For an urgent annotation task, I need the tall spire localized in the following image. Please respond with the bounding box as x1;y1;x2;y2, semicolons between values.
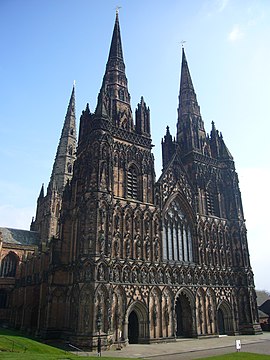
96;11;133;131
49;84;77;193
108;11;123;61
176;48;206;153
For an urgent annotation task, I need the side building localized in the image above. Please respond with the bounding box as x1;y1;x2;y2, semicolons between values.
7;13;261;347
0;228;39;324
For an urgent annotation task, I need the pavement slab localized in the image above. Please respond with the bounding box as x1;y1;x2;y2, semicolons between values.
75;333;270;359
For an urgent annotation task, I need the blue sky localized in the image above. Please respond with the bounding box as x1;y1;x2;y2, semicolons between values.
0;0;269;291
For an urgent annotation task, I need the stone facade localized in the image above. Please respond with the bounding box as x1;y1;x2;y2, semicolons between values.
6;12;261;349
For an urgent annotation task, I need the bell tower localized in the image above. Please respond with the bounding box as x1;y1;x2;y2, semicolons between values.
53;12;160;347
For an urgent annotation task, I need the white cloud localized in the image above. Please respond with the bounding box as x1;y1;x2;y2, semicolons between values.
228;24;244;42
204;0;229;16
217;0;229;13
238;167;270;291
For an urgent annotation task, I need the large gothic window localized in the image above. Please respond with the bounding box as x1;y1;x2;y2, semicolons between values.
127;166;138;199
0;253;18;277
162;200;193;263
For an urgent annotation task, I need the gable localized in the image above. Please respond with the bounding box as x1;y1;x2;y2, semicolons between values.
157;151;194;209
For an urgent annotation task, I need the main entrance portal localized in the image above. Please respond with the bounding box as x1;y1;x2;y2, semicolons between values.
128;311;139;344
175;293;193;337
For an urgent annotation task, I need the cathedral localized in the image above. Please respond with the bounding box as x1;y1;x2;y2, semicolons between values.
0;12;261;349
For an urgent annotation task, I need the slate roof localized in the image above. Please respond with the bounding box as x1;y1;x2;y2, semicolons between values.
258;309;269;319
256;290;270;306
259;299;270;316
0;227;40;246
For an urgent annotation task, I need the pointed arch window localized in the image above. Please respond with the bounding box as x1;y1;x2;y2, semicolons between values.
0;253;18;277
127;165;138;199
206;188;220;217
162;200;194;263
68;145;73;155
67;163;72;174
118;89;125;101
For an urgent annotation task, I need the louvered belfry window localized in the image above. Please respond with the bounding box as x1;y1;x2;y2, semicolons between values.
127;166;138;199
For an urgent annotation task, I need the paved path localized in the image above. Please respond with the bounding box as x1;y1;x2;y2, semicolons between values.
85;333;270;359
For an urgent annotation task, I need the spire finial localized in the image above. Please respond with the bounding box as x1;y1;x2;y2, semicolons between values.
73;80;76;88
115;5;121;15
181;40;187;48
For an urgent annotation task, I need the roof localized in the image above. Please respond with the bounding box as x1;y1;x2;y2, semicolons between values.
256;290;270;306
259;299;270;316
258;309;269;319
0;227;40;246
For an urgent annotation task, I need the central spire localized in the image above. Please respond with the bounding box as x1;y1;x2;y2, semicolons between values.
108;11;123;61
96;11;134;131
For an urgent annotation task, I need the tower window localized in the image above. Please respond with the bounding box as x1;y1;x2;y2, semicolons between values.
127;166;138;199
119;89;124;101
67;163;72;173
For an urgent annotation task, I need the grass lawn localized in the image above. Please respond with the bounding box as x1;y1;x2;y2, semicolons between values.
1;329;270;360
0;328;130;360
198;353;270;359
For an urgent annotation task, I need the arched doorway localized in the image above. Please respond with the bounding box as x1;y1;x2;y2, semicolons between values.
126;301;149;344
128;311;139;344
217;302;233;335
175;293;193;337
218;308;225;335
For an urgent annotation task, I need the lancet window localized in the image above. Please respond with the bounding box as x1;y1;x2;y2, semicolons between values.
163;200;193;262
127;165;138;199
0;253;18;277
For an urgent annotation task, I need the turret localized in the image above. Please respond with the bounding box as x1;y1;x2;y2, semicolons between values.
210;121;220;158
135;96;151;137
161;126;175;170
78;103;91;145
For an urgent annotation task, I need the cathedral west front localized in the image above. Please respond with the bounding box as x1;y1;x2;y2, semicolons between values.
1;12;261;349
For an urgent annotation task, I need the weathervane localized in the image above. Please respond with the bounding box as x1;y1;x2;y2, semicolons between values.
181;40;187;48
115;5;122;14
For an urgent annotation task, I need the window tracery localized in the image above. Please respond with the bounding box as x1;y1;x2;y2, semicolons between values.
163;200;193;263
0;253;18;277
